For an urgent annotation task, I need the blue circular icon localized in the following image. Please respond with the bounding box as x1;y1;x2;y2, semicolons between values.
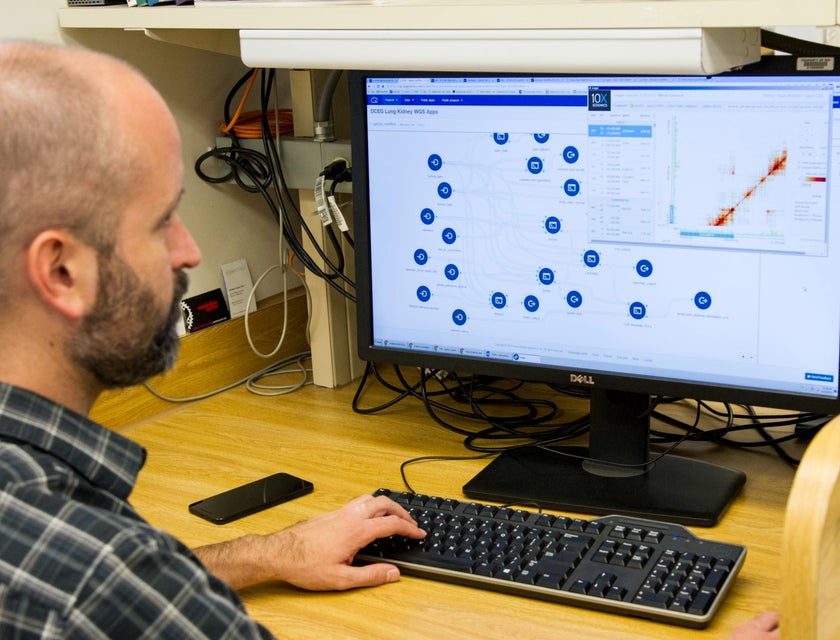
414;249;428;266
694;291;712;310
420;208;435;225
629;301;647;320
491;292;507;309
636;259;653;278
564;178;581;197
563;145;580;164
566;290;583;308
493;133;509;145
417;286;431;302
444;264;459;281
545;216;561;234
527;157;544;175
441;227;457;245
427;154;443;171
452;309;467;326
583;250;600;268
534;133;550;144
538;268;555;285
524;295;540;312
438;182;453;199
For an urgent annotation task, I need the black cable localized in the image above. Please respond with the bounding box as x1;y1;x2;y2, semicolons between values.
194;146;273;194
760;28;840;56
257;70;356;296
224;69;257;131
194;68;357;302
320;160;354;250
649;399;830;467
399;453;495;494
323;223;346;276
355;366;823;471
194;69;275;194
207;143;354;302
352;361;419;414
355;364;593;452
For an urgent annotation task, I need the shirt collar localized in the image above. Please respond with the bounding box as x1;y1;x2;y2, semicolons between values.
0;382;146;500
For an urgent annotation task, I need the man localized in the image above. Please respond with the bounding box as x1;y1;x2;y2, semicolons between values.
0;39;424;638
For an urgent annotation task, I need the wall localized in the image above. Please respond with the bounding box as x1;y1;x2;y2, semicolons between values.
0;0;295;305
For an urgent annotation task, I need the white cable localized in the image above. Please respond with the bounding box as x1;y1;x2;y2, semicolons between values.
143;352;312;403
244;263;288;359
245;355;313;397
243;153;293;360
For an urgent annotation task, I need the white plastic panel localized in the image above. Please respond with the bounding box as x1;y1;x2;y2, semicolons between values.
240;27;761;75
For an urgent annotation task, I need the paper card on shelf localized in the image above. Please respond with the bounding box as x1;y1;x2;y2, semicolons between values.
221;258;257;318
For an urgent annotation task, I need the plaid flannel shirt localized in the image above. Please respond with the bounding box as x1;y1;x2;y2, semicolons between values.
0;383;274;639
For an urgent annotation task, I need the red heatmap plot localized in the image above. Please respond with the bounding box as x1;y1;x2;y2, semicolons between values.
710;149;787;227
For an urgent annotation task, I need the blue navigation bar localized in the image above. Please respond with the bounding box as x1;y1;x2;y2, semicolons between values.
367;94;587;107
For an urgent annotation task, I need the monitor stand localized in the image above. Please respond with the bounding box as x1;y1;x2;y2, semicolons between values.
462;389;746;527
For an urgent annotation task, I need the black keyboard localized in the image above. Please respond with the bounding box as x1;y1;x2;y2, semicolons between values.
358;489;746;628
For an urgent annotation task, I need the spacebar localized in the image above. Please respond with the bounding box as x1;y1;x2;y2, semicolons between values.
391;552;475;573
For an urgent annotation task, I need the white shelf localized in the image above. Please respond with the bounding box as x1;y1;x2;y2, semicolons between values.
240;27;761;74
59;1;838;32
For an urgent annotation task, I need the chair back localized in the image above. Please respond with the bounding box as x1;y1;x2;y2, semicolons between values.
781;415;840;639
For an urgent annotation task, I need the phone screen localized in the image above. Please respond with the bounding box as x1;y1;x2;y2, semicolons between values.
189;472;314;524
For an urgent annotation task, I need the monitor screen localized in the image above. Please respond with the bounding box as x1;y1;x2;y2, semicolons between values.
348;55;840;525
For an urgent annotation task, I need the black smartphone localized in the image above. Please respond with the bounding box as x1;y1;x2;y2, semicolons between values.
188;472;314;524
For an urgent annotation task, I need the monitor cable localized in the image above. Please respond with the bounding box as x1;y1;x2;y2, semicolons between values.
760;28;840;56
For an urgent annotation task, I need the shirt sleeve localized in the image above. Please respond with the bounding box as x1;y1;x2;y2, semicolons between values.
69;525;275;640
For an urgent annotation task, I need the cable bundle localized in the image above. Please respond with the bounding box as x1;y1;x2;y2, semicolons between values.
195;68;355;302
353;362;830;491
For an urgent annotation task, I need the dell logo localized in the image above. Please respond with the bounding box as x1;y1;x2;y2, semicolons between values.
570;373;595;385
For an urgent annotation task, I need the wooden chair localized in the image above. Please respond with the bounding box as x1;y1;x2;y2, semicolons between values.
781;415;840;639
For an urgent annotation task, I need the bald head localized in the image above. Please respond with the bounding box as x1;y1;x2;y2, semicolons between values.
0;40;180;296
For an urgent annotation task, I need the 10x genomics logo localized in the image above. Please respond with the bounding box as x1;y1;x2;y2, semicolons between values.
588;88;611;111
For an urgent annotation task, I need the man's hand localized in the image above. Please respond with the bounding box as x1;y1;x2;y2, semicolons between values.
195;494;426;591
728;611;780;640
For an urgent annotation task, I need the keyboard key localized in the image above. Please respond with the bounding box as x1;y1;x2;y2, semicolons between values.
702;568;729;592
627;527;645;541
534;571;566;589
606;585;627;601
636;589;673;609
688;589;716;615
644;530;664;544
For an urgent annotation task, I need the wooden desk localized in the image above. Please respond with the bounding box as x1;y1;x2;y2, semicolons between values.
117;378;802;639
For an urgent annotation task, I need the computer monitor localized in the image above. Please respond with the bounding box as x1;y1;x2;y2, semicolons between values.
348;55;840;526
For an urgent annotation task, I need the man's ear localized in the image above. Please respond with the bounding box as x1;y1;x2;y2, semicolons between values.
26;230;99;320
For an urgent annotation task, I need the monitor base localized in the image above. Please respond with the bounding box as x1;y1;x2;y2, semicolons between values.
462;446;746;527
